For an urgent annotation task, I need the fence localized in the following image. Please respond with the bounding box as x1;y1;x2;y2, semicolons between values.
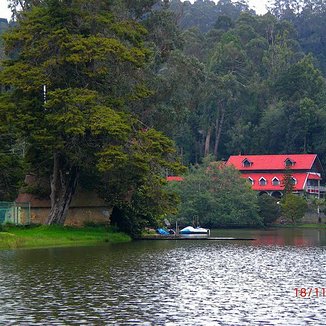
0;202;31;225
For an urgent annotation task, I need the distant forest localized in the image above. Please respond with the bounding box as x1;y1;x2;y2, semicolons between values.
1;0;326;166
147;0;326;167
164;0;326;166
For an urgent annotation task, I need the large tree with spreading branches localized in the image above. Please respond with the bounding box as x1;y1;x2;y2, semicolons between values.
0;0;181;225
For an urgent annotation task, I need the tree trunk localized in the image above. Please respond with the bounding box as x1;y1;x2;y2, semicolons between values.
46;153;79;225
214;104;226;160
213;117;219;159
204;127;211;156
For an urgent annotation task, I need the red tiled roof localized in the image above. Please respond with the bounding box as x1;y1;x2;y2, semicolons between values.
16;193;51;207
166;176;184;182
241;173;309;191
227;154;317;171
307;173;321;180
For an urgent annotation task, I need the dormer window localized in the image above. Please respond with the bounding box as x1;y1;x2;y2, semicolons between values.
272;177;280;186
285;158;295;167
242;159;252;168
259;177;267;186
248;177;254;185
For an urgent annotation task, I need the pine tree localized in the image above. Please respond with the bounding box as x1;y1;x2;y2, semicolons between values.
282;166;294;195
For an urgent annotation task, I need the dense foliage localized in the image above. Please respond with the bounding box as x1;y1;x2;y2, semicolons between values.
258;194;281;225
167;158;263;228
281;193;308;223
0;0;182;228
156;3;326;165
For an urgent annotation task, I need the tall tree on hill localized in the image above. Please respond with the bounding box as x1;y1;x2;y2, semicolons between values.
261;55;326;154
202;33;249;159
132;4;207;164
0;0;181;225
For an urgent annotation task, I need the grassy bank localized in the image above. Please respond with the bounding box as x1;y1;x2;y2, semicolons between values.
0;225;131;250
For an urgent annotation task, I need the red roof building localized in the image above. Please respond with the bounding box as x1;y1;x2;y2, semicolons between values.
166;176;184;182
226;154;324;198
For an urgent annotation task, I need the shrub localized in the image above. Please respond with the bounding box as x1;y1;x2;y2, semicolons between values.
281;194;308;224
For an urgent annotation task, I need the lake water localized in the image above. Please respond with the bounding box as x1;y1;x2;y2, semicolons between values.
0;228;326;325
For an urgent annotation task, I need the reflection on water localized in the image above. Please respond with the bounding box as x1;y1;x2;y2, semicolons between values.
215;228;326;247
0;229;326;325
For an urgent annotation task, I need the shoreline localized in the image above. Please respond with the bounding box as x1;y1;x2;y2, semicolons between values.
0;225;131;250
1;223;326;250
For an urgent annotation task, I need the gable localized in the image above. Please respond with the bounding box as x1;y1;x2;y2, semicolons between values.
284;158;295;167
242;158;252;167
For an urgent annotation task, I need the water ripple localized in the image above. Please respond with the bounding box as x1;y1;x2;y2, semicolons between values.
0;230;326;325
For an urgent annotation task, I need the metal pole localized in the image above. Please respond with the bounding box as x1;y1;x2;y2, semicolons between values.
43;85;47;103
318;179;321;223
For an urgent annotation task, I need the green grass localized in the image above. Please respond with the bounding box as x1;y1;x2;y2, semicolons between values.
0;225;131;250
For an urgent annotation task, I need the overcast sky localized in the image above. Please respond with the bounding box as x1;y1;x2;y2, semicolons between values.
0;0;269;21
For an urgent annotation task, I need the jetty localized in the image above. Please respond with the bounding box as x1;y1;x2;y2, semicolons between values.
137;235;256;241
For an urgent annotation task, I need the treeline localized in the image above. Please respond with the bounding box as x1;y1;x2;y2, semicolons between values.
169;0;326;75
1;0;326;234
147;0;326;167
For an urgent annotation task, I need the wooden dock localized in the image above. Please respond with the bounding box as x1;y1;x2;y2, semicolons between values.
137;235;256;241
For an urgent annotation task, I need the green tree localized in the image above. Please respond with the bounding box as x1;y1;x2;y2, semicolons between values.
269;0;326;75
0;0;181;225
282;166;295;194
0;142;24;201
258;194;281;225
273;55;325;101
0;93;25;201
167;157;262;228
281;193;307;224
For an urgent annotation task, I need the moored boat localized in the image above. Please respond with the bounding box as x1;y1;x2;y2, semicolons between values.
179;226;210;235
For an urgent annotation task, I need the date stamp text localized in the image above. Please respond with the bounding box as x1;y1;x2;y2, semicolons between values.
295;288;326;297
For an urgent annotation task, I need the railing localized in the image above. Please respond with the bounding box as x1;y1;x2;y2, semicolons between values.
306;186;326;194
0;202;31;225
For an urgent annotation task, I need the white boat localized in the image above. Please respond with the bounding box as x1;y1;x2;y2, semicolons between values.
179;226;210;235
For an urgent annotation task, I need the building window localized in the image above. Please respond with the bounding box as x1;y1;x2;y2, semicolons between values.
242;159;252;167
248;177;254;185
272;177;280;186
259;177;267;186
290;177;297;185
285;158;295;167
307;179;318;187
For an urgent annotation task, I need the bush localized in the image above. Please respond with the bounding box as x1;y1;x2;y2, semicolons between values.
281;194;308;224
110;205;156;238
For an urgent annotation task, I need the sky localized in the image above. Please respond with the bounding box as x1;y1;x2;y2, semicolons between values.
0;0;11;20
0;0;269;21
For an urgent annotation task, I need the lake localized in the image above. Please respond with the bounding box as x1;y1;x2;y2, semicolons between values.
0;228;326;325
